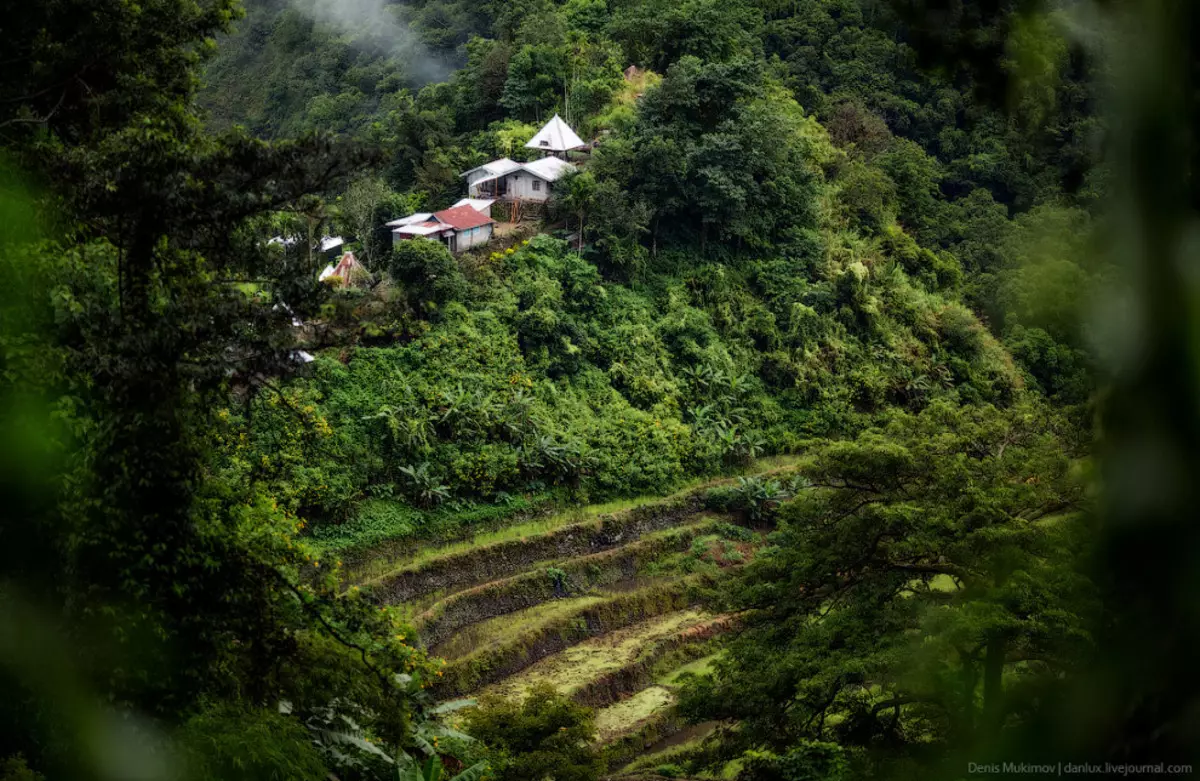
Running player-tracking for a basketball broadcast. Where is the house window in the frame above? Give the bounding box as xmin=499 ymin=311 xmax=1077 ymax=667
xmin=532 ymin=180 xmax=542 ymax=192
xmin=540 ymin=140 xmax=549 ymax=147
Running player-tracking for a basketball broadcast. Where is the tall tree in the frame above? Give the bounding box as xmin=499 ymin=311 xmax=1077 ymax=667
xmin=0 ymin=0 xmax=440 ymax=777
xmin=680 ymin=400 xmax=1095 ymax=772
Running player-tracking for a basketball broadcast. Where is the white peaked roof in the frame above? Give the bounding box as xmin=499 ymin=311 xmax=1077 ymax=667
xmin=451 ymin=198 xmax=497 ymax=213
xmin=522 ymin=156 xmax=575 ymax=182
xmin=525 ymin=115 xmax=585 ymax=152
xmin=461 ymin=157 xmax=522 ymax=178
xmin=320 ymin=235 xmax=344 ymax=252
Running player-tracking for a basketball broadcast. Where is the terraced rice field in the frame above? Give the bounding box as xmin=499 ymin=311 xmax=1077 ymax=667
xmin=360 ymin=458 xmax=802 ymax=777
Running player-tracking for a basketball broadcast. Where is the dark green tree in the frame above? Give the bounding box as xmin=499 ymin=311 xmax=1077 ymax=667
xmin=0 ymin=0 xmax=445 ymax=777
xmin=680 ymin=400 xmax=1096 ymax=772
xmin=589 ymin=57 xmax=821 ymax=256
xmin=462 ymin=683 xmax=603 ymax=781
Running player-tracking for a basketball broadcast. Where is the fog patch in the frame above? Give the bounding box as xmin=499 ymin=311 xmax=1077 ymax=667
xmin=292 ymin=0 xmax=451 ymax=84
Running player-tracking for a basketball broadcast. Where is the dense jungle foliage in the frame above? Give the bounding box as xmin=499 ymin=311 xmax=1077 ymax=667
xmin=207 ymin=0 xmax=1102 ymax=562
xmin=4 ymin=0 xmax=1198 ymax=779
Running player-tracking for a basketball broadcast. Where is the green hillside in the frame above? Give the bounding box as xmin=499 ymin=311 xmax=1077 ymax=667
xmin=11 ymin=1 xmax=1190 ymax=781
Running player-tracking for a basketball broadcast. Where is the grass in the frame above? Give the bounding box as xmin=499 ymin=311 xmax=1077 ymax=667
xmin=594 ymin=686 xmax=675 ymax=743
xmin=659 ymin=651 xmax=721 ymax=685
xmin=479 ymin=610 xmax=711 ymax=701
xmin=402 ymin=517 xmax=722 ymax=619
xmin=393 ymin=494 xmax=658 ymax=572
xmin=376 ymin=455 xmax=804 ymax=578
xmin=434 ymin=594 xmax=610 ymax=659
xmin=616 ymin=726 xmax=719 ymax=775
xmin=436 ymin=578 xmax=699 ymax=697
xmin=323 ymin=493 xmax=554 ymax=579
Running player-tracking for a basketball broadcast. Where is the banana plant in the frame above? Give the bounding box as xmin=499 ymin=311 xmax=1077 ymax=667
xmin=395 ymin=753 xmax=489 ymax=781
xmin=398 ymin=462 xmax=450 ymax=507
xmin=396 ymin=720 xmax=490 ymax=781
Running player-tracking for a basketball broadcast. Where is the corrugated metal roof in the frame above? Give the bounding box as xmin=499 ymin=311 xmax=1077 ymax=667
xmin=460 ymin=157 xmax=522 ymax=178
xmin=393 ymin=222 xmax=447 ymax=236
xmin=386 ymin=212 xmax=433 ymax=227
xmin=433 ymin=204 xmax=495 ymax=230
xmin=522 ymin=156 xmax=575 ymax=182
xmin=451 ymin=198 xmax=496 ymax=213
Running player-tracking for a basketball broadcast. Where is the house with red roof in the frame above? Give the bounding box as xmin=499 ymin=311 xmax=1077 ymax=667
xmin=388 ymin=201 xmax=496 ymax=254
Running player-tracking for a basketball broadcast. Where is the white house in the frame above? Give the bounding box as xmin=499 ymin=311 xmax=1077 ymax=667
xmin=461 ymin=158 xmax=523 ymax=200
xmin=391 ymin=203 xmax=496 ymax=254
xmin=463 ymin=155 xmax=575 ymax=202
xmin=460 ymin=116 xmax=584 ymax=204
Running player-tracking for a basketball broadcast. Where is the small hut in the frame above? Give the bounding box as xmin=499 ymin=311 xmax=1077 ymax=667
xmin=319 ymin=251 xmax=372 ymax=288
xmin=524 ymin=114 xmax=586 ymax=157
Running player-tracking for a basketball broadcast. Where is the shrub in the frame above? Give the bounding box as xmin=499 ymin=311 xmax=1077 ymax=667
xmin=389 ymin=238 xmax=468 ymax=311
xmin=709 ymin=477 xmax=793 ymax=524
xmin=461 ymin=684 xmax=603 ymax=781
xmin=738 ymin=743 xmax=848 ymax=781
xmin=398 ymin=463 xmax=451 ymax=508
xmin=0 ymin=756 xmax=43 ymax=781
xmin=175 ymin=704 xmax=329 ymax=781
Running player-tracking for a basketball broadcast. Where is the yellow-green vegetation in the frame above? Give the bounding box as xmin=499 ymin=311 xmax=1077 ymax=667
xmin=372 ymin=495 xmax=657 ymax=578
xmin=434 ymin=594 xmax=610 ymax=660
xmin=480 ymin=610 xmax=711 ymax=701
xmin=369 ymin=456 xmax=801 ymax=581
xmin=413 ymin=524 xmax=724 ymax=646
xmin=365 ymin=497 xmax=733 ymax=606
xmin=435 ymin=580 xmax=697 ymax=698
xmin=660 ymin=652 xmax=722 ymax=685
xmin=595 ymin=686 xmax=675 ymax=744
xmin=616 ymin=726 xmax=721 ymax=776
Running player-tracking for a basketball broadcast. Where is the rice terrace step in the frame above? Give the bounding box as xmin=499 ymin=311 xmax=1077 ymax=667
xmin=367 ymin=459 xmax=796 ymax=772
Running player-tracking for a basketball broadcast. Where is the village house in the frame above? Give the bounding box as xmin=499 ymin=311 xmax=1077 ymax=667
xmin=388 ymin=201 xmax=496 ymax=254
xmin=385 ymin=116 xmax=585 ymax=253
xmin=463 ymin=155 xmax=575 ymax=202
xmin=462 ymin=115 xmax=584 ymax=202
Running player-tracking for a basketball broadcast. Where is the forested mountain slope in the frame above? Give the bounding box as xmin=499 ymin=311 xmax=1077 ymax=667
xmin=196 ymin=1 xmax=1104 ymax=777
xmin=6 ymin=0 xmax=1168 ymax=780
xmin=202 ymin=0 xmax=1100 ymax=399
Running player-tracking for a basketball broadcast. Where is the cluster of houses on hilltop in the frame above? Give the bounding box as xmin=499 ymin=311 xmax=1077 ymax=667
xmin=286 ymin=115 xmax=587 ymax=287
xmin=388 ymin=115 xmax=586 ymax=255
